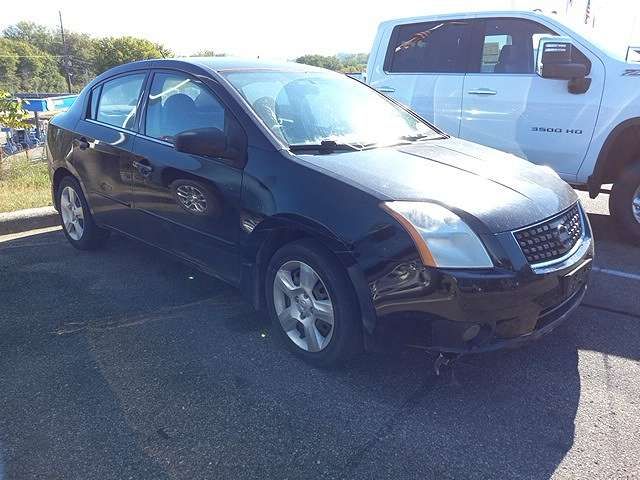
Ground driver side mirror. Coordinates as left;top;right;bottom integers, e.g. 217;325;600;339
537;37;591;93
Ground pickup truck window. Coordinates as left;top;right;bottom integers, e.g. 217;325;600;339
472;18;591;75
478;19;554;74
384;21;471;73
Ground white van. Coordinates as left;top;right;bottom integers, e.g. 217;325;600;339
366;10;640;240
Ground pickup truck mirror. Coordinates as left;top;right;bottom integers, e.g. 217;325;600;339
537;37;591;93
175;127;227;158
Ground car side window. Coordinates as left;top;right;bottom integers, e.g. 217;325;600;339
385;20;472;73
144;72;226;143
95;74;145;129
87;85;102;119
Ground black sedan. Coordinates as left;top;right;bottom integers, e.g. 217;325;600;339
47;58;594;366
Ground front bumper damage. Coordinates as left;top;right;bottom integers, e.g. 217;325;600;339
368;233;594;354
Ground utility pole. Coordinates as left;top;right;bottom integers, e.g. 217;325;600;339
59;11;73;93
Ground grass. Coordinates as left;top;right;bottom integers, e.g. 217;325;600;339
0;152;52;213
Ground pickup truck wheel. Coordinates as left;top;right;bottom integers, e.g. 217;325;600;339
265;239;362;367
610;163;640;242
57;176;110;250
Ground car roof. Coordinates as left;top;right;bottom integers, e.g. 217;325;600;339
89;57;329;89
184;57;326;73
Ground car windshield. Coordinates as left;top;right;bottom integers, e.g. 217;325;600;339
222;70;441;149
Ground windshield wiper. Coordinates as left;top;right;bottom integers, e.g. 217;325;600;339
398;133;440;142
289;140;365;153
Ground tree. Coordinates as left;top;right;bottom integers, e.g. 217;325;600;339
0;38;66;93
295;54;342;71
295;53;368;73
93;36;173;73
0;89;29;161
0;90;29;129
2;21;55;53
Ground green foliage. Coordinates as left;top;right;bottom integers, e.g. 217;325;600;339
0;90;29;130
93;36;172;73
295;53;368;73
295;54;343;71
1;22;173;93
1;19;368;94
0;39;66;93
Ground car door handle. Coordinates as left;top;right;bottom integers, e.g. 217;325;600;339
132;160;153;177
377;86;396;93
468;88;498;95
73;137;90;150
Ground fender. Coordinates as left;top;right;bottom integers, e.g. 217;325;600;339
588;117;640;197
238;214;378;338
50;162;96;216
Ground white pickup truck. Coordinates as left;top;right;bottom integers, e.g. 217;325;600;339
366;10;640;240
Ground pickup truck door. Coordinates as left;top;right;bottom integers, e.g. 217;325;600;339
459;18;604;179
367;19;473;136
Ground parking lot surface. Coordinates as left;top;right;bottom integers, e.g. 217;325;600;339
1;193;639;480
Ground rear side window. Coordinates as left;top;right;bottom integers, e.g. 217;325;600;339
385;21;471;73
144;72;226;143
87;85;102;119
95;74;145;129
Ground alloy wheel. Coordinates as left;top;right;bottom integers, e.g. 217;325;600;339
60;186;85;241
176;184;207;214
272;260;335;352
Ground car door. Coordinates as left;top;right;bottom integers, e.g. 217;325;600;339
71;71;147;230
367;19;473;135
459;17;604;179
131;69;244;283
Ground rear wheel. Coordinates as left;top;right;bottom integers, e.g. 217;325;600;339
609;163;640;243
57;176;110;250
265;239;362;366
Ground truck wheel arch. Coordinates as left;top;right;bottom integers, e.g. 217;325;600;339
588;118;640;197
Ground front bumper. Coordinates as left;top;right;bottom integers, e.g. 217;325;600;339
369;233;594;354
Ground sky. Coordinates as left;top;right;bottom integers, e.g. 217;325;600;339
0;0;638;59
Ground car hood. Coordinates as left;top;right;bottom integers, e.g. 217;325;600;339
295;137;577;233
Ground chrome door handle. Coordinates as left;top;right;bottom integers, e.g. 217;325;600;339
468;89;497;95
377;86;396;93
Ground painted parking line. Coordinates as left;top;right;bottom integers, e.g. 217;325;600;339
592;266;640;282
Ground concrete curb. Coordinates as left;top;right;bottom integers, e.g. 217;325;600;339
0;206;59;236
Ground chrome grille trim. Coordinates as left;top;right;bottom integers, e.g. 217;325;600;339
512;203;586;269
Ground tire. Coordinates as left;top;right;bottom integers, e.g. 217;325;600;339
609;163;640;243
265;239;363;367
57;176;110;250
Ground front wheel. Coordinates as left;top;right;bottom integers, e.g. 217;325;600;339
57;176;110;250
609;163;640;243
265;239;362;367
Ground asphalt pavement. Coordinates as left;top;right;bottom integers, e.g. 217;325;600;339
0;192;638;480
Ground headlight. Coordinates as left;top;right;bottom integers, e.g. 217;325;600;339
382;201;493;268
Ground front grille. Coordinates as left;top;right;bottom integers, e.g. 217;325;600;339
513;204;583;266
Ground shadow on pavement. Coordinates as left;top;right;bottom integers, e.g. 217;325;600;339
0;228;635;479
